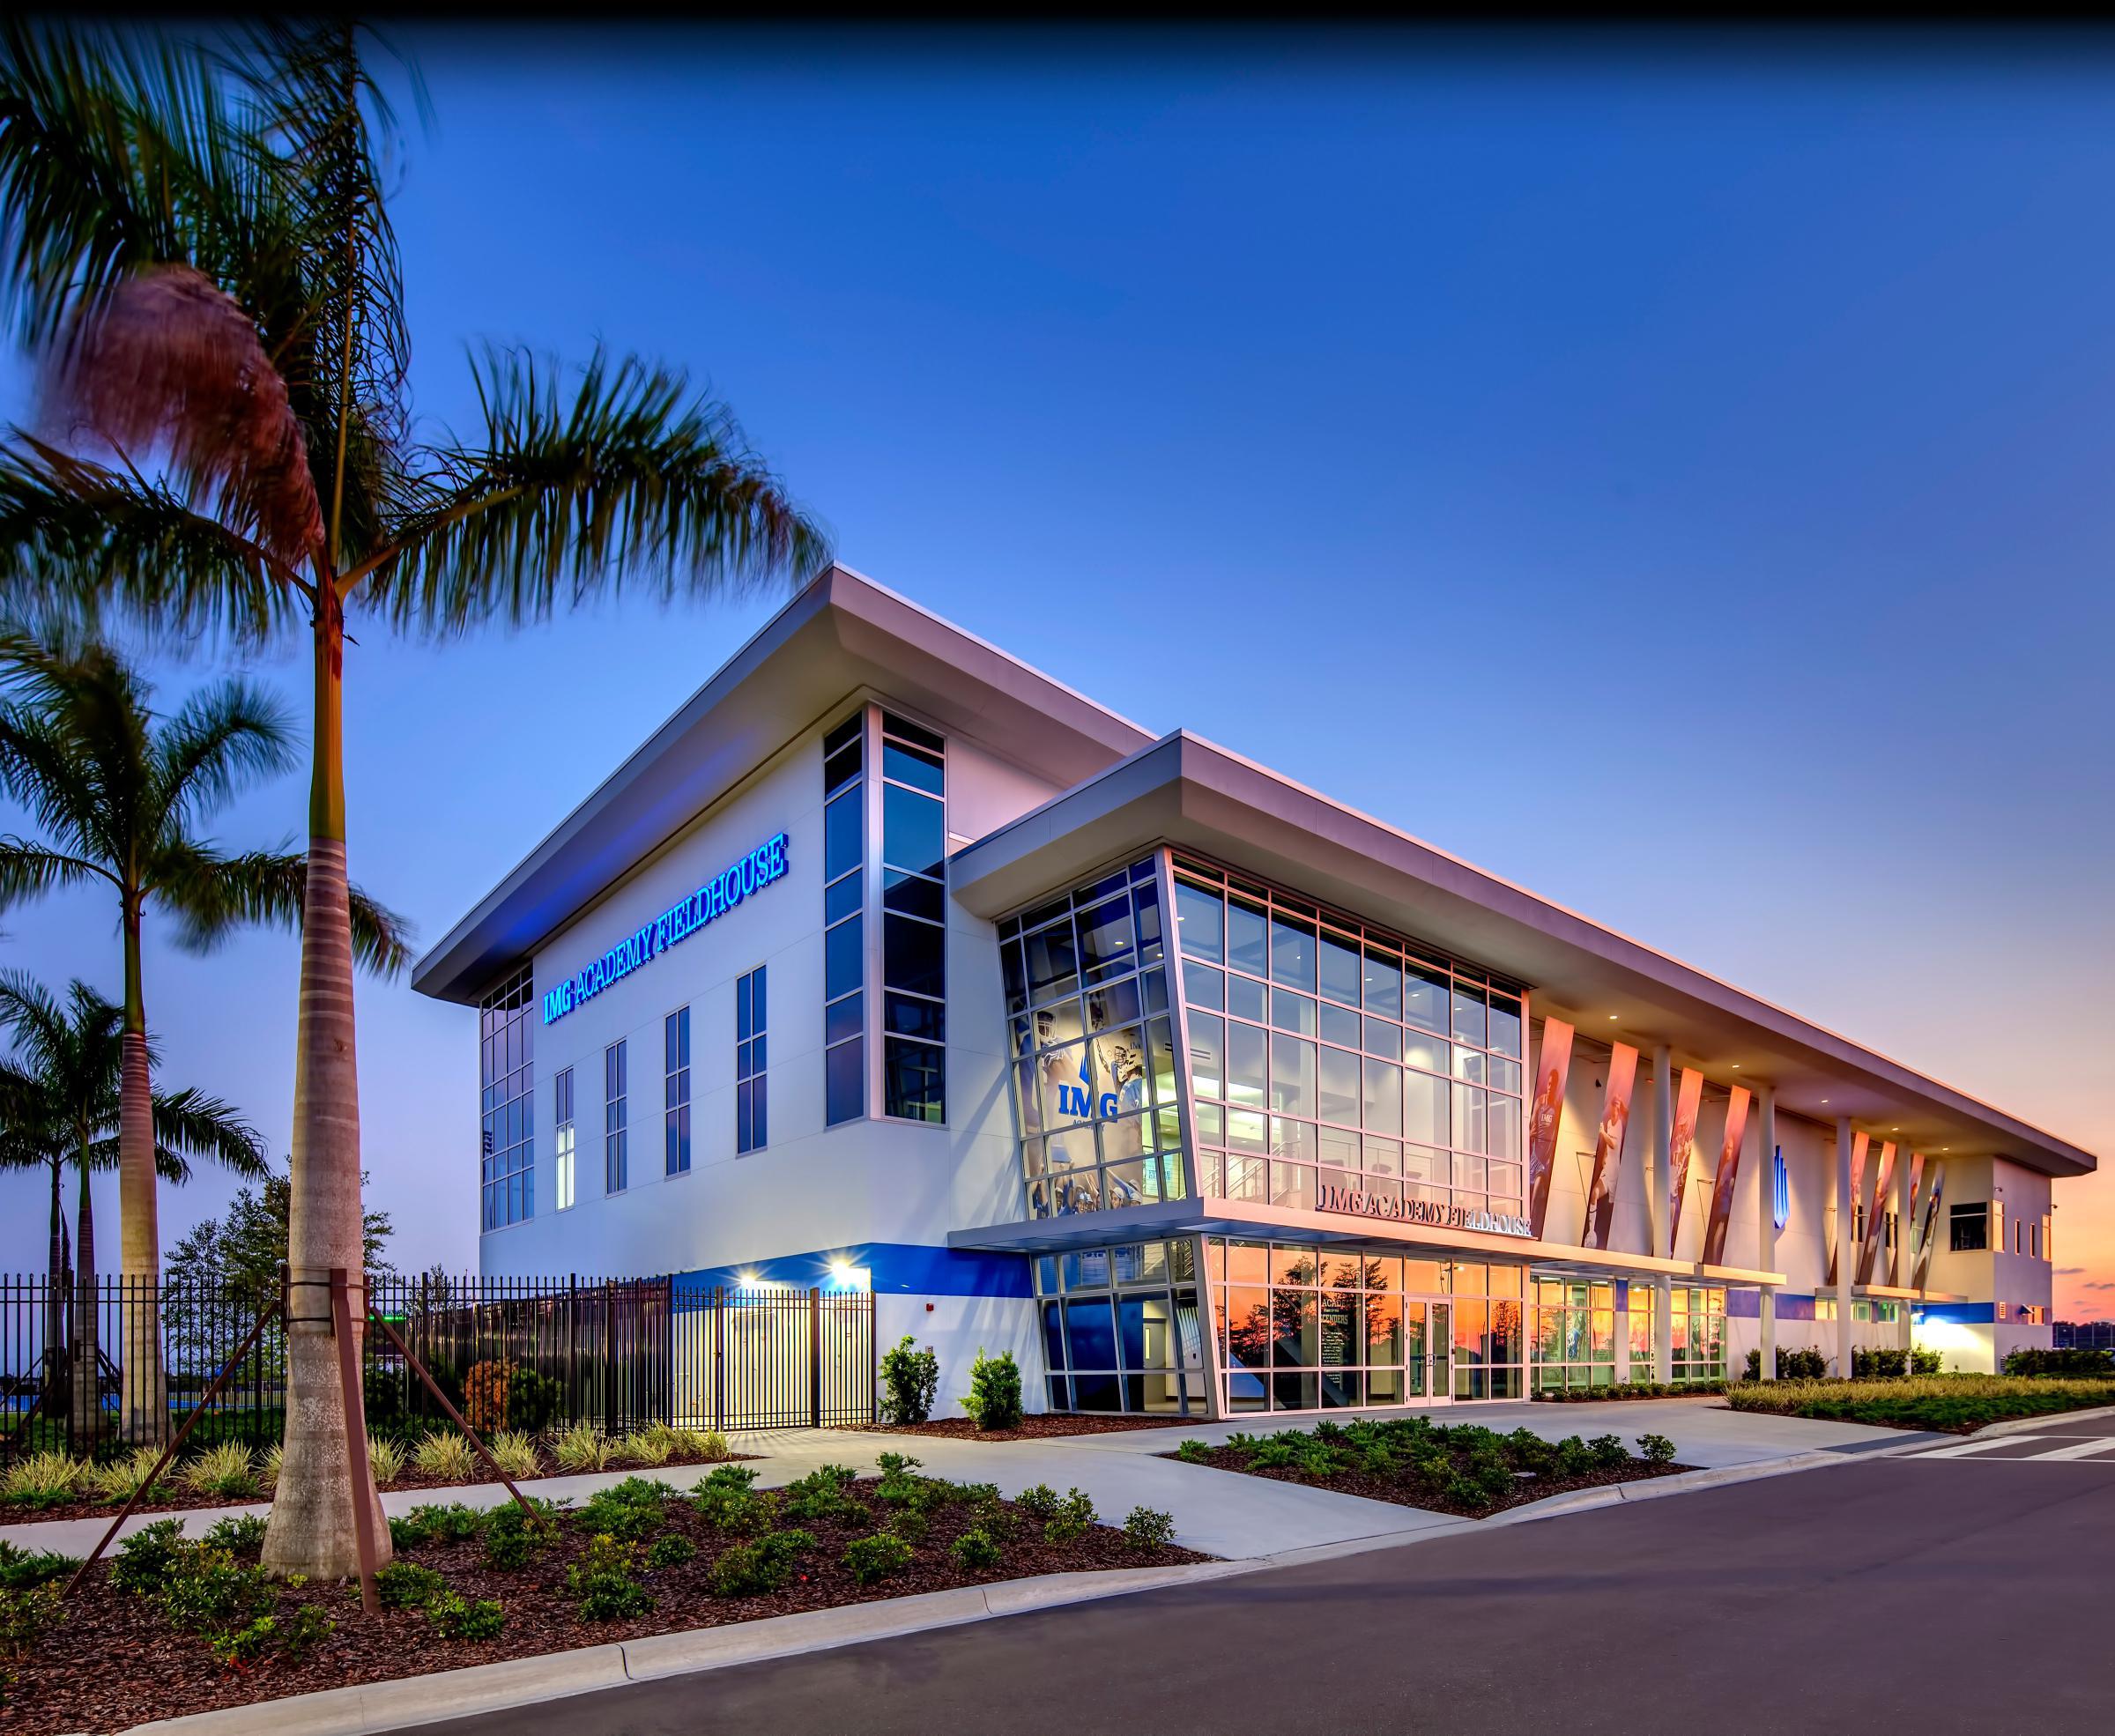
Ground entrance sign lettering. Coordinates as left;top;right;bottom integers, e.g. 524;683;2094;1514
542;833;789;1026
1316;1182;1532;1239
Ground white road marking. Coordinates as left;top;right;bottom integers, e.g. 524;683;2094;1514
2019;1437;2115;1462
1913;1436;2050;1459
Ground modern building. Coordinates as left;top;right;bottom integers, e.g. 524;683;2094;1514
412;568;2096;1415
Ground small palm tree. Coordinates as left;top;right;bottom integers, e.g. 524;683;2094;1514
0;974;266;1444
0;23;827;1576
0;627;409;1440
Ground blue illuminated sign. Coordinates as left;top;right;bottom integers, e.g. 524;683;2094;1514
1771;1146;1790;1231
542;832;789;1026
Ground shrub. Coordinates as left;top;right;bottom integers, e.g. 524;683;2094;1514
1852;1347;1911;1380
159;1547;274;1633
462;1360;514;1433
552;1421;611;1475
203;1514;269;1557
488;1429;542;1480
1442;1473;1493;1511
1122;1506;1176;1552
1587;1434;1629;1470
413;1431;479;1482
0;1542;78;1591
568;1533;656;1620
694;1429;731;1462
1174;1439;1214;1465
1042;1487;1097;1544
0;1584;58;1658
706;1528;815;1598
366;1434;407;1487
785;1464;866;1525
208;1615;279;1667
91;1447;168;1506
505;1367;563;1433
694;1464;772;1532
390;1502;488;1550
2005;1347;2115;1377
645;1532;698;1569
1;1450;85;1509
427;1590;507;1640
578;1477;675;1543
1781;1347;1829;1381
843;1532;914;1585
281;1602;334;1660
1503;1428;1555;1473
109;1517;190;1595
611;1431;672;1469
1013;1484;1061;1525
364;1362;405;1432
961;1347;1023;1432
375;1561;449;1611
951;1526;1003;1569
483;1498;564;1569
1911;1347;1943;1375
1248;1436;1299;1470
1636;1433;1676;1465
883;1505;928;1544
180;1442;258;1500
262;1442;285;1487
879;1336;941;1425
1553;1436;1593;1477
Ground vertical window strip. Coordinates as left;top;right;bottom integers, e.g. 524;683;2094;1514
554;1066;575;1212
477;964;536;1231
664;1006;691;1175
605;1039;628;1193
822;712;865;1124
737;965;768;1154
879;710;946;1124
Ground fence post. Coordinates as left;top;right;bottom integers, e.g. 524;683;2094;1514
713;1286;726;1434
869;1291;879;1425
809;1287;822;1428
568;1273;578;1425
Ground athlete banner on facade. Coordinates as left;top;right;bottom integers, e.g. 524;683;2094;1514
1583;1042;1638;1251
1827;1131;1871;1286
1525;1019;1576;1239
1665;1069;1705;1257
1700;1085;1752;1267
1899;1151;1926;1286
1912;1161;1946;1291
1857;1142;1896;1285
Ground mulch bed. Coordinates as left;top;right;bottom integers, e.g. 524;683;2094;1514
0;1448;760;1528
842;1414;1188;1442
1168;1446;1695;1518
4;1477;1208;1733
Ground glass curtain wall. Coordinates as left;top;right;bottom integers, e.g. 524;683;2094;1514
1532;1279;1617;1392
1169;857;1527;1225
1447;1263;1525;1398
1034;1240;1206;1414
822;715;865;1124
1000;857;1184;1219
879;712;946;1122
479;965;535;1231
1671;1286;1728;1379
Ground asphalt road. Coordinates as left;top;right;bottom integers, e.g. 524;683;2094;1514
422;1430;2115;1736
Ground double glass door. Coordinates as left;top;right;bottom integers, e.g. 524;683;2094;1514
1404;1300;1451;1404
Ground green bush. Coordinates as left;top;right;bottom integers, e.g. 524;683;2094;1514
961;1347;1023;1432
1726;1373;2115;1431
1552;1436;1593;1477
375;1561;448;1611
842;1532;915;1585
1636;1433;1676;1465
1173;1439;1214;1465
1852;1347;1911;1379
577;1478;674;1544
694;1464;775;1533
364;1362;406;1431
707;1529;815;1599
504;1367;564;1432
109;1518;190;1596
281;1603;334;1660
483;1499;564;1569
159;1547;275;1633
879;1336;940;1425
202;1514;269;1558
0;1584;59;1658
568;1534;655;1620
1013;1484;1061;1525
951;1527;1002;1569
427;1591;506;1640
1587;1434;1629;1470
644;1532;697;1569
390;1502;489;1550
1911;1347;1942;1375
1042;1487;1097;1544
0;1542;78;1591
207;1615;279;1667
2005;1347;2115;1377
784;1464;867;1525
1122;1507;1175;1552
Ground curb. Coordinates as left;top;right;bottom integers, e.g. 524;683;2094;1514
1968;1403;2115;1443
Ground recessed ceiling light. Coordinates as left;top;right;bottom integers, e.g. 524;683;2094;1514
1608;1013;1620;1021
1731;1064;1740;1070
1821;1099;1829;1104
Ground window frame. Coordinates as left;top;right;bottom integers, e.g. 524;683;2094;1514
605;1038;629;1194
737;964;768;1154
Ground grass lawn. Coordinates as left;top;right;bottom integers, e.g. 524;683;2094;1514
1724;1376;2115;1434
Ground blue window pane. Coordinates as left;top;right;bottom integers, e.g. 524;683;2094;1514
1117;1298;1147;1370
753;966;766;1034
882;783;945;879
825;789;863;882
1043;1302;1065;1369
827;1035;865;1124
1065;1298;1117;1371
825;914;864;1000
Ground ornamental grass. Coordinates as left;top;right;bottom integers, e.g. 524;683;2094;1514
1724;1374;2115;1431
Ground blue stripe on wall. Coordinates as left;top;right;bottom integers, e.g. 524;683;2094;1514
1915;1302;1995;1326
674;1243;1033;1299
1726;1290;1761;1318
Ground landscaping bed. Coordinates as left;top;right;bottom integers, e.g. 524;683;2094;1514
0;1456;1205;1732
0;1422;754;1526
848;1413;1189;1443
1533;1381;1726;1403
1161;1416;1690;1518
1724;1375;2115;1434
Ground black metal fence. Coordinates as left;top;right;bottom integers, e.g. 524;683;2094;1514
0;1272;875;1458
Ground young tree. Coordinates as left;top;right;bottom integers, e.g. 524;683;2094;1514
0;973;265;1442
0;23;827;1575
0;628;408;1441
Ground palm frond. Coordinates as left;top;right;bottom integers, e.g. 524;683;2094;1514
163;847;415;978
356;345;830;633
0;839;109;905
149;1084;267;1179
150;673;295;827
0;701;103;859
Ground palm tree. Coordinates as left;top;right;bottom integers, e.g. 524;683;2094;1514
0;23;827;1576
0;974;267;1444
0;627;410;1443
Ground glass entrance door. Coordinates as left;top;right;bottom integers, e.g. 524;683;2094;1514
1426;1302;1452;1406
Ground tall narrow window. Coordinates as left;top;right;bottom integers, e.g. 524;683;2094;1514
822;713;865;1124
478;966;535;1231
664;1007;691;1176
605;1040;628;1193
737;966;768;1154
554;1067;575;1212
880;711;946;1122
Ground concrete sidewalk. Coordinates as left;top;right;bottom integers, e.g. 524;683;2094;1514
0;1398;1895;1564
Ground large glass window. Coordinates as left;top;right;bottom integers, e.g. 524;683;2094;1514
1949;1202;1989;1252
604;1039;628;1194
1035;1240;1205;1415
1001;856;1182;1220
1532;1279;1615;1393
822;713;865;1124
553;1067;575;1212
736;965;768;1154
1173;857;1526;1228
881;712;946;1122
479;966;534;1231
1670;1286;1726;1381
664;1007;691;1176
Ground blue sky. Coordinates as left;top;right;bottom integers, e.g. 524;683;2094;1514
4;29;2111;1304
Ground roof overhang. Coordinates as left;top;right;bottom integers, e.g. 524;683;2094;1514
412;567;1154;1005
948;732;2099;1181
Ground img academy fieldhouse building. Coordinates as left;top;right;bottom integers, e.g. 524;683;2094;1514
412;568;2096;1416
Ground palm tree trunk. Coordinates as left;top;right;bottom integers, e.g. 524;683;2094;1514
44;1157;67;1415
69;1145;101;1450
263;597;390;1578
118;904;164;1443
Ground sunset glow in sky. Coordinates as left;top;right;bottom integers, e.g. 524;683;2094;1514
1;29;2109;1309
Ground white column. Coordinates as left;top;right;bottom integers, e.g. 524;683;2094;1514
1757;1086;1777;1381
1894;1147;1915;1354
1835;1117;1855;1378
1651;1047;1673;1382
